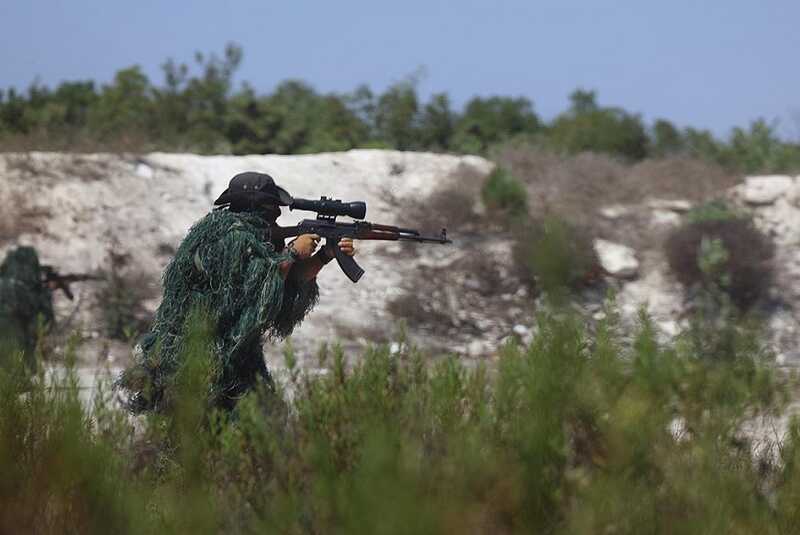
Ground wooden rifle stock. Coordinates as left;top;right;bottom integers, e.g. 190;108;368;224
272;219;451;283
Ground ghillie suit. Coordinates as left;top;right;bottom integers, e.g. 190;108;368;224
0;246;54;369
118;208;319;413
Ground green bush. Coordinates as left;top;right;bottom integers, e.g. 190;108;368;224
665;209;775;309
685;199;743;224
547;89;649;160
724;119;800;173
0;302;796;533
452;96;540;153
512;216;600;294
94;248;156;341
481;167;528;218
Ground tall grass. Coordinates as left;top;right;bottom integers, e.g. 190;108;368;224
0;303;798;533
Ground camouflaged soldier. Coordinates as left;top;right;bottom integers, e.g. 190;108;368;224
0;246;55;369
118;172;356;412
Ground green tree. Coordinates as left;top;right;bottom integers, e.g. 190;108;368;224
227;80;367;155
150;43;242;151
651;118;685;156
725;119;800;173
374;80;420;150
418;93;455;151
0;88;28;134
344;85;376;128
88;66;153;141
304;94;369;153
225;84;269;154
548;89;649;160
453;96;540;153
683;127;724;163
253;80;322;154
151;57;191;146
569;88;598;114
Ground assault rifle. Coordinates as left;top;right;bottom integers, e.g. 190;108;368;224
272;196;451;283
41;265;101;300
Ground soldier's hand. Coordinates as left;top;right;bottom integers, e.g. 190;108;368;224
322;238;356;260
338;238;356;257
290;234;320;259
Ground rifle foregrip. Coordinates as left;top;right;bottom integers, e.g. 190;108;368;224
334;244;364;283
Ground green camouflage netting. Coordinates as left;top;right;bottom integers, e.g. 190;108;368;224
0;247;54;367
118;209;319;412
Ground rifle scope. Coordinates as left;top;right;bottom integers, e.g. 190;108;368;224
290;197;366;219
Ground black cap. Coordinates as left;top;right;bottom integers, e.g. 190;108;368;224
213;172;293;209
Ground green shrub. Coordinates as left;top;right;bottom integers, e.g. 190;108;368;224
547;89;649;160
512;216;600;294
94;248;156;341
724;119;800;173
685;199;743;224
665;211;775;309
1;301;796;533
452;96;540;153
481;167;528;218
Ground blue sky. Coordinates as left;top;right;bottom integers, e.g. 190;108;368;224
2;0;797;139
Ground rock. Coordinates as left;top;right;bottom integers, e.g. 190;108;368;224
135;162;154;179
507;307;522;317
669;417;689;442
648;198;692;212
464;277;482;291
383;243;402;255
599;204;630;219
657;320;680;338
476;318;494;330
651;209;681;227
467;340;484;356
594;239;639;279
741;175;794;205
512;324;529;336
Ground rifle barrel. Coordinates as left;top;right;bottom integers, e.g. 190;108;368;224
370;223;420;235
398;235;451;243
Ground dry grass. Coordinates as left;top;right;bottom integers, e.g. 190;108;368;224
4;152;118;183
495;144;739;216
0;130;150;155
3;152;56;178
629;156;739;200
383;163;489;235
386;240;526;338
386;292;456;330
56;155;114;181
0;188;51;244
492;143;740;248
93;247;158;341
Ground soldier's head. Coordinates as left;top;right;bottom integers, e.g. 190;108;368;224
213;172;293;221
0;246;43;289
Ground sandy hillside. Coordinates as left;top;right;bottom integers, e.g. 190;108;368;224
2;150;799;376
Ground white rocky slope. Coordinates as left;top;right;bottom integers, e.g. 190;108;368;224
2;151;799;372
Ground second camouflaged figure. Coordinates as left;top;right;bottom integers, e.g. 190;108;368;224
0;246;55;369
